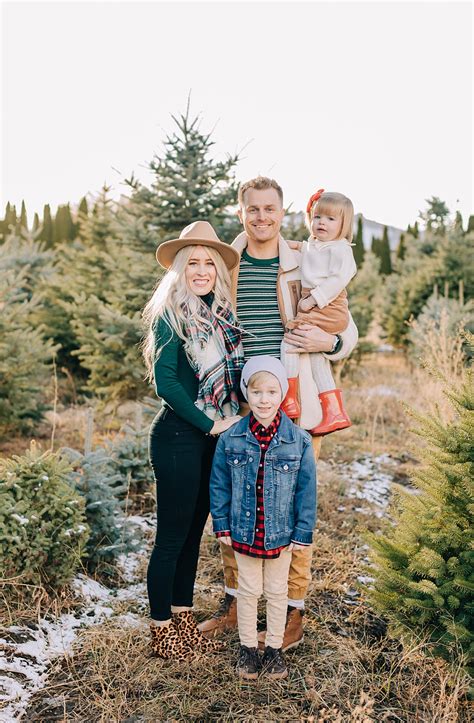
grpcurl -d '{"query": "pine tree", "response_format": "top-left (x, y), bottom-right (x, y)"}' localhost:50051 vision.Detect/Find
top-left (64, 446), bottom-right (142, 571)
top-left (127, 97), bottom-right (240, 250)
top-left (32, 212), bottom-right (40, 234)
top-left (349, 250), bottom-right (381, 337)
top-left (420, 197), bottom-right (450, 235)
top-left (467, 215), bottom-right (474, 234)
top-left (53, 204), bottom-right (74, 244)
top-left (396, 233), bottom-right (406, 261)
top-left (353, 215), bottom-right (365, 266)
top-left (371, 235), bottom-right (380, 257)
top-left (379, 225), bottom-right (393, 275)
top-left (365, 357), bottom-right (474, 674)
top-left (453, 211), bottom-right (464, 233)
top-left (40, 204), bottom-right (53, 246)
top-left (413, 221), bottom-right (419, 238)
top-left (19, 200), bottom-right (28, 231)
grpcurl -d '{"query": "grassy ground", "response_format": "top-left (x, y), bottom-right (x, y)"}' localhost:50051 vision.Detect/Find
top-left (3, 352), bottom-right (472, 721)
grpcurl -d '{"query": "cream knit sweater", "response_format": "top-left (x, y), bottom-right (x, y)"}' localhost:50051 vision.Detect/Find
top-left (300, 237), bottom-right (357, 308)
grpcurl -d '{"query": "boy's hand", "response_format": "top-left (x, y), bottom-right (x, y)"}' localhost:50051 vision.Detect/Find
top-left (218, 536), bottom-right (232, 546)
top-left (298, 296), bottom-right (316, 313)
top-left (287, 542), bottom-right (307, 552)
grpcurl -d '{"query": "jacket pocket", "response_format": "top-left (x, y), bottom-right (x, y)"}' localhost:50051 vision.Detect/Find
top-left (226, 451), bottom-right (249, 529)
top-left (271, 458), bottom-right (300, 529)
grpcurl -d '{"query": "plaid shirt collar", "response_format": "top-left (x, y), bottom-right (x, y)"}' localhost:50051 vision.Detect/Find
top-left (249, 410), bottom-right (281, 441)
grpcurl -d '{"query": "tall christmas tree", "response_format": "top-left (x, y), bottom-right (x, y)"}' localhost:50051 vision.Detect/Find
top-left (353, 215), bottom-right (365, 266)
top-left (396, 232), bottom-right (406, 261)
top-left (366, 353), bottom-right (474, 674)
top-left (125, 96), bottom-right (240, 250)
top-left (379, 225), bottom-right (392, 275)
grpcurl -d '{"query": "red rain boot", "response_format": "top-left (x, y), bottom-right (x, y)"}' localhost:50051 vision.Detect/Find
top-left (309, 389), bottom-right (351, 436)
top-left (280, 378), bottom-right (300, 419)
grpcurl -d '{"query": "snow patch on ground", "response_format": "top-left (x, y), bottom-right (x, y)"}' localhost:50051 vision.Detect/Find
top-left (0, 516), bottom-right (153, 722)
top-left (343, 453), bottom-right (397, 517)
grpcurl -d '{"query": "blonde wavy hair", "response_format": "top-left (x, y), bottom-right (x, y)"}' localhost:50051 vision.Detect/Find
top-left (306, 191), bottom-right (354, 241)
top-left (142, 244), bottom-right (236, 382)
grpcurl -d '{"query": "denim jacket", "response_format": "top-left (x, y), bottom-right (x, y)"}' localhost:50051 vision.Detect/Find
top-left (210, 412), bottom-right (317, 548)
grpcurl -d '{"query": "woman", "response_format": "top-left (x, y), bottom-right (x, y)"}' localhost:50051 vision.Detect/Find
top-left (142, 221), bottom-right (243, 660)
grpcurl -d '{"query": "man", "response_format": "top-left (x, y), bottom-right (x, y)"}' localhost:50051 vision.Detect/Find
top-left (198, 176), bottom-right (358, 649)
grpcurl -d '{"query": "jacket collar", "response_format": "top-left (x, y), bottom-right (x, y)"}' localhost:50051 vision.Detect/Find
top-left (229, 410), bottom-right (296, 444)
top-left (232, 231), bottom-right (300, 273)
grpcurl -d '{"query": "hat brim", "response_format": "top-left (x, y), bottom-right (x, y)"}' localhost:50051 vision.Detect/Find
top-left (156, 237), bottom-right (240, 271)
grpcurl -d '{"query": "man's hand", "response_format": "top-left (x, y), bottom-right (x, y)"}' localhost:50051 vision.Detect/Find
top-left (284, 324), bottom-right (336, 353)
top-left (298, 296), bottom-right (316, 313)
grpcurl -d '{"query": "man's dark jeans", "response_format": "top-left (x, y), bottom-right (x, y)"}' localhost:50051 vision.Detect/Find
top-left (147, 409), bottom-right (217, 621)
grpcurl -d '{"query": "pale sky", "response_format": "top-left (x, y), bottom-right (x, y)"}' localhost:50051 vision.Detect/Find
top-left (1, 0), bottom-right (473, 230)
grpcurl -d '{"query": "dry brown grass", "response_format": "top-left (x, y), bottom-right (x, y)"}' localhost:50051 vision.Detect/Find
top-left (24, 459), bottom-right (471, 722)
top-left (5, 352), bottom-right (472, 721)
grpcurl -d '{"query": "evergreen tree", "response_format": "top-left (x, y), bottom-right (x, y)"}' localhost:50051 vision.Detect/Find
top-left (353, 215), bottom-right (365, 266)
top-left (76, 196), bottom-right (89, 240)
top-left (396, 233), bottom-right (406, 261)
top-left (349, 250), bottom-right (381, 337)
top-left (371, 235), bottom-right (380, 257)
top-left (19, 200), bottom-right (28, 231)
top-left (379, 225), bottom-right (393, 275)
top-left (32, 212), bottom-right (40, 234)
top-left (64, 446), bottom-right (142, 571)
top-left (127, 97), bottom-right (240, 249)
top-left (413, 221), bottom-right (419, 238)
top-left (419, 197), bottom-right (450, 235)
top-left (453, 210), bottom-right (464, 233)
top-left (53, 204), bottom-right (74, 244)
top-left (40, 204), bottom-right (53, 246)
top-left (366, 357), bottom-right (474, 675)
top-left (467, 215), bottom-right (474, 234)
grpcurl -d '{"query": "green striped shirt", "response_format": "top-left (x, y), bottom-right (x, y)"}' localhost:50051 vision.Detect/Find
top-left (236, 250), bottom-right (285, 360)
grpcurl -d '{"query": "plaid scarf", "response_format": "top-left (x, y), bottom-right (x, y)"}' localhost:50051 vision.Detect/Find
top-left (183, 297), bottom-right (244, 421)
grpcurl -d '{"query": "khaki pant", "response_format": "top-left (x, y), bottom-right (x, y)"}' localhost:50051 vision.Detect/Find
top-left (286, 288), bottom-right (349, 334)
top-left (222, 437), bottom-right (321, 600)
top-left (235, 548), bottom-right (292, 648)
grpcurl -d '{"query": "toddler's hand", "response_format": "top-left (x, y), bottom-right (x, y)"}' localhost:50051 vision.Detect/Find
top-left (298, 296), bottom-right (316, 313)
top-left (219, 536), bottom-right (232, 546)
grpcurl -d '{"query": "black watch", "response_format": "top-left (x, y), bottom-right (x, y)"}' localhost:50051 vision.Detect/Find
top-left (327, 334), bottom-right (342, 355)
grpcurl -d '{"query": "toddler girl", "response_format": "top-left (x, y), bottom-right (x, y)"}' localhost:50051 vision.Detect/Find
top-left (281, 189), bottom-right (357, 435)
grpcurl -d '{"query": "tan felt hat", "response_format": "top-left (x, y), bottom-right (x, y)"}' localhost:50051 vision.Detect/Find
top-left (156, 221), bottom-right (240, 271)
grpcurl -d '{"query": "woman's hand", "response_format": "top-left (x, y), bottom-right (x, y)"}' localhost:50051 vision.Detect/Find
top-left (284, 325), bottom-right (336, 353)
top-left (219, 536), bottom-right (232, 546)
top-left (210, 416), bottom-right (241, 435)
top-left (287, 542), bottom-right (307, 552)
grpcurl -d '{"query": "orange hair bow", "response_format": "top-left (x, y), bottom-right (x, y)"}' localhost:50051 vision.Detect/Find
top-left (306, 188), bottom-right (325, 215)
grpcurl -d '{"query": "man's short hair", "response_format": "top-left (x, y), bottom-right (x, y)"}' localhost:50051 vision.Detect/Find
top-left (238, 176), bottom-right (284, 207)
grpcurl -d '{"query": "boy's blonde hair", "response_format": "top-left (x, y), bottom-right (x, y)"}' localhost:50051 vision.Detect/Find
top-left (306, 191), bottom-right (354, 241)
top-left (248, 370), bottom-right (281, 391)
top-left (238, 176), bottom-right (284, 207)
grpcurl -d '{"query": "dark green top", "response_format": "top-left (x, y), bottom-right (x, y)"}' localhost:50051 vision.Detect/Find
top-left (153, 294), bottom-right (214, 434)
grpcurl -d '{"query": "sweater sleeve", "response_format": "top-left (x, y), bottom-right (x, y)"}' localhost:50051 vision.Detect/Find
top-left (311, 244), bottom-right (357, 309)
top-left (153, 318), bottom-right (214, 434)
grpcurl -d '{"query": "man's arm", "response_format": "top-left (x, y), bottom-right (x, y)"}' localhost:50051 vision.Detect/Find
top-left (283, 314), bottom-right (358, 361)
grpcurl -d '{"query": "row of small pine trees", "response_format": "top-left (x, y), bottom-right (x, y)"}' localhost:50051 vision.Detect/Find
top-left (0, 416), bottom-right (154, 589)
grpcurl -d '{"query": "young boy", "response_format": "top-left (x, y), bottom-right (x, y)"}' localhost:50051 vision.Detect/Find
top-left (210, 356), bottom-right (317, 680)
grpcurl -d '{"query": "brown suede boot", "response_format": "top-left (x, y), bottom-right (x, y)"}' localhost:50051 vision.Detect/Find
top-left (197, 593), bottom-right (238, 639)
top-left (173, 609), bottom-right (224, 652)
top-left (257, 607), bottom-right (304, 652)
top-left (149, 621), bottom-right (194, 661)
top-left (280, 377), bottom-right (300, 419)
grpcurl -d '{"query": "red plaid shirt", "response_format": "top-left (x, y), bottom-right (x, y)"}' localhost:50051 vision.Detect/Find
top-left (217, 410), bottom-right (286, 559)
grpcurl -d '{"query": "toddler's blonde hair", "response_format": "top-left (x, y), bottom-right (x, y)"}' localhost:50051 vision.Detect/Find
top-left (306, 191), bottom-right (354, 241)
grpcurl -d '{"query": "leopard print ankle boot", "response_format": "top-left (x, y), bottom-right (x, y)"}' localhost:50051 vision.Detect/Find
top-left (149, 622), bottom-right (194, 661)
top-left (172, 610), bottom-right (225, 653)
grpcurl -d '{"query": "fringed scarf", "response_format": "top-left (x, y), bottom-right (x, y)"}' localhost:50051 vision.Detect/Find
top-left (183, 297), bottom-right (244, 421)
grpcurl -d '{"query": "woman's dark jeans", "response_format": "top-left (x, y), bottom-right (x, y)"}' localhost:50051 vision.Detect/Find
top-left (147, 409), bottom-right (217, 621)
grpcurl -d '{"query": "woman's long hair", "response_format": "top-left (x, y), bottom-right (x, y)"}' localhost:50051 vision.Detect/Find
top-left (142, 244), bottom-right (235, 382)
